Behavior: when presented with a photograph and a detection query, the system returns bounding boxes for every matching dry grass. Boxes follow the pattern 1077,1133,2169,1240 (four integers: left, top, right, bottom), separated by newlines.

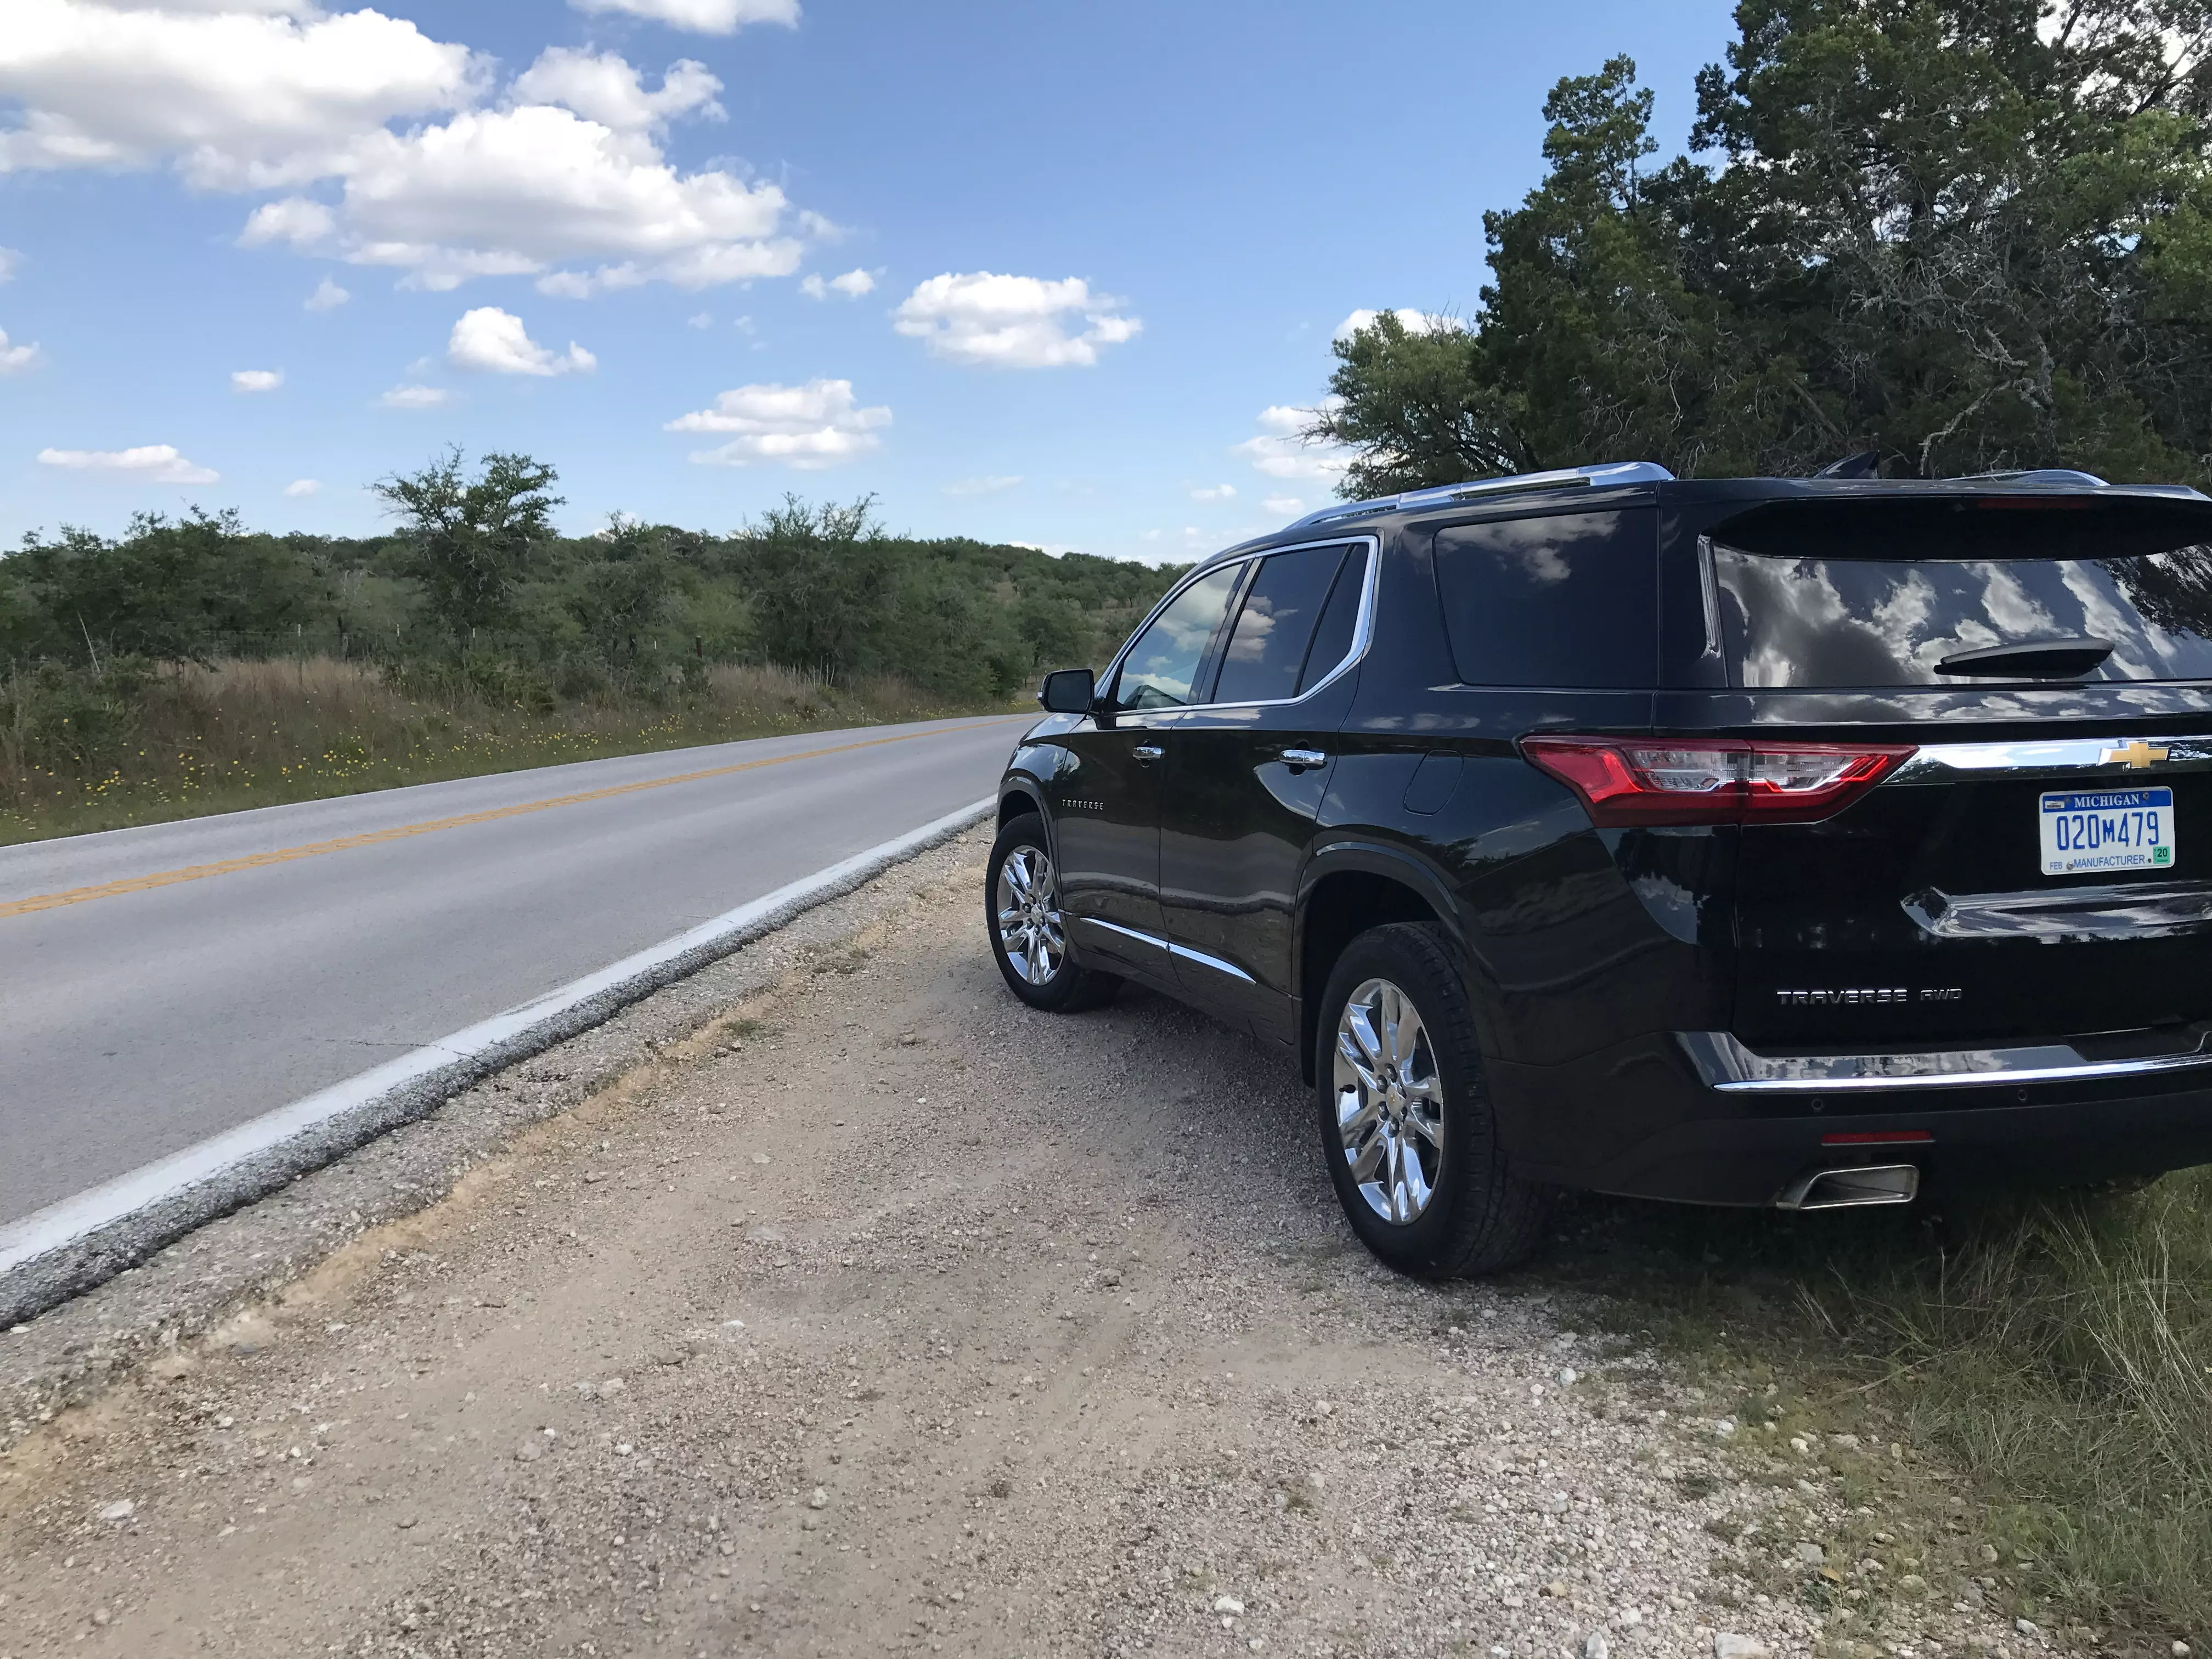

1541,1171,2212,1643
0,656,1003,844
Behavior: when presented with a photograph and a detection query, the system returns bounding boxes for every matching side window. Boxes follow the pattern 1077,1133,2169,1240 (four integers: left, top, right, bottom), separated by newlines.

1212,544,1353,704
1113,564,1243,711
1296,546,1367,695
1431,509,1657,687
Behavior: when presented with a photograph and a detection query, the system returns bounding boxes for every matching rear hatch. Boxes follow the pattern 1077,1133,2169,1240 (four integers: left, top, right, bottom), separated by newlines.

1709,490,2212,1054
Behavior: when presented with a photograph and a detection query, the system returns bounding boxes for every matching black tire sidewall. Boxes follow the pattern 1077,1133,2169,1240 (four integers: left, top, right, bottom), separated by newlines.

986,814,1084,1011
1313,924,1501,1274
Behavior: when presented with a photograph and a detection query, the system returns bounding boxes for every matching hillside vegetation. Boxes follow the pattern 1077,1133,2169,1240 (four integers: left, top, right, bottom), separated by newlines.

0,455,1179,841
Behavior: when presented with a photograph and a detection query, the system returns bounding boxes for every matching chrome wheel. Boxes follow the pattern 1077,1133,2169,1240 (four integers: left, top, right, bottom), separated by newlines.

1333,976,1444,1224
994,844,1066,987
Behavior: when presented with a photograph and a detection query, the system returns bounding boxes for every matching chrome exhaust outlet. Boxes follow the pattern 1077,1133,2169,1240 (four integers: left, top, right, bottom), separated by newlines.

1776,1164,1921,1211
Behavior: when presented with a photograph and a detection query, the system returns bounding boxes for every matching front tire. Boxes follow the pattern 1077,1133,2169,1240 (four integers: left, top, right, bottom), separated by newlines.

986,813,1120,1012
1316,923,1547,1276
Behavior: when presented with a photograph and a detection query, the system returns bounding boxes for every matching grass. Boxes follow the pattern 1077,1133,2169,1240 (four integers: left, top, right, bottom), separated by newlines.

1536,1171,2212,1647
0,657,1011,846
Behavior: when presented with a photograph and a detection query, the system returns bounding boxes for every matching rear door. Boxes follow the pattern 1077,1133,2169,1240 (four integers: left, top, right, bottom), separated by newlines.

1695,493,2212,1052
1159,539,1370,1041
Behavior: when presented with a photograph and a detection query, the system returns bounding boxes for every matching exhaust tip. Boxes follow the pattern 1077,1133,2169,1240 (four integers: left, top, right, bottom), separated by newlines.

1777,1163,1921,1211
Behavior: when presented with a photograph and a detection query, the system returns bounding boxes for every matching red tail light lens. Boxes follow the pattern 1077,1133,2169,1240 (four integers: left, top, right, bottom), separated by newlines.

1521,736,1916,826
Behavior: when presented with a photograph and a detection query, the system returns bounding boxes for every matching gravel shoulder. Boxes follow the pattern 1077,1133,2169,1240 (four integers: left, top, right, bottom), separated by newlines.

0,835,2032,1658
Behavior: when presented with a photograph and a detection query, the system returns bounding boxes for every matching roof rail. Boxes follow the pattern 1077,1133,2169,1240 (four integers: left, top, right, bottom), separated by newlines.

1284,461,1675,531
1951,467,2111,488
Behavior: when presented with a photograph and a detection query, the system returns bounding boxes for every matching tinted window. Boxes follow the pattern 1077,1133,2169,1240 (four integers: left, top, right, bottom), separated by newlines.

1297,548,1367,695
1114,565,1242,710
1431,509,1657,687
1212,544,1350,703
1716,544,2212,686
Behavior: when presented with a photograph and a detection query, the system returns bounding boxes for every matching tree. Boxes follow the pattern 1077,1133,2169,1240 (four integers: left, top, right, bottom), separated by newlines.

373,449,562,644
1319,3,2212,490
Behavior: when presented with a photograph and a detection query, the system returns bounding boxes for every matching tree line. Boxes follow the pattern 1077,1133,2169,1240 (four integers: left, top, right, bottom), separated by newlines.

1320,0,2212,492
0,450,1181,770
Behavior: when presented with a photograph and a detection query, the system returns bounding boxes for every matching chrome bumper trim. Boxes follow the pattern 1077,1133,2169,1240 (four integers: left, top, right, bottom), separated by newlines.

1679,1029,2212,1093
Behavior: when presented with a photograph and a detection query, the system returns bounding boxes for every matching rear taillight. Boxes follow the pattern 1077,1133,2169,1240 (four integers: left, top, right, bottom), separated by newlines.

1520,736,1916,827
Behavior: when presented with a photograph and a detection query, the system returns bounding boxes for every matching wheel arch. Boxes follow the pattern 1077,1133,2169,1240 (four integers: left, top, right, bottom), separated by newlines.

1295,842,1471,1084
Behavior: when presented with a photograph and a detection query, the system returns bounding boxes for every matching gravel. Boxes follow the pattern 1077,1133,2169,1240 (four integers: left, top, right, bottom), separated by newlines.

0,833,2039,1657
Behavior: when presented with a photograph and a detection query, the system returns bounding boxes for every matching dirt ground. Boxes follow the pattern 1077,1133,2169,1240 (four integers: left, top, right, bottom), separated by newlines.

0,847,1991,1658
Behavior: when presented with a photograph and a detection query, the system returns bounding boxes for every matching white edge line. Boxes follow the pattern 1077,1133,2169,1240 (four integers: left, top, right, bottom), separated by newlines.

0,796,995,1283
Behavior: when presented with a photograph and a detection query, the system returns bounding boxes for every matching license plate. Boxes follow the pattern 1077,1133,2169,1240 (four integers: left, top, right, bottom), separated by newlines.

2039,787,2176,876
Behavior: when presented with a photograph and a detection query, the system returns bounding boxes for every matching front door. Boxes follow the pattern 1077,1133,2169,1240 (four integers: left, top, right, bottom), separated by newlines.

1051,563,1244,978
1160,541,1369,1043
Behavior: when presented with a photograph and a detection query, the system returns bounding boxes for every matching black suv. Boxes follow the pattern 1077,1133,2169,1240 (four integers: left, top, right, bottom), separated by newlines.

986,461,2212,1275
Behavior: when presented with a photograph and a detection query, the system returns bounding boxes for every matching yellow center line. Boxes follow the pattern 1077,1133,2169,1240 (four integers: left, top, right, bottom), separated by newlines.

0,719,1021,924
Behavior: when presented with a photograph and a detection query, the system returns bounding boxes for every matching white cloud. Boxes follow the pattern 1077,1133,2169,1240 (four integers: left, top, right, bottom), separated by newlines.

378,382,451,408
0,5,813,295
569,0,800,35
687,310,713,328
0,328,42,375
942,475,1020,496
510,48,723,132
1334,307,1462,343
1190,483,1236,501
665,377,889,468
0,1,480,188
239,195,334,247
802,266,875,300
0,247,20,282
448,307,595,375
231,368,283,392
37,444,218,484
1233,404,1351,481
1263,494,1306,516
891,272,1141,369
304,274,349,311
283,477,320,496
346,105,800,294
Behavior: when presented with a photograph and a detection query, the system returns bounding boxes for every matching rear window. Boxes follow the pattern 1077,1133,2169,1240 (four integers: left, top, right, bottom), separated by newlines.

1711,498,2212,687
1431,509,1657,687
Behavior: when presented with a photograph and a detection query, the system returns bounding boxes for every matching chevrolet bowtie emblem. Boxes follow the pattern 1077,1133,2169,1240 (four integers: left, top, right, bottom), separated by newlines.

2103,739,2170,769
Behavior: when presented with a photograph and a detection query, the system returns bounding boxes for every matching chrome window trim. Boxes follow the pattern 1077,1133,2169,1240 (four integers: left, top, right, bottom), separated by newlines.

1099,535,1380,716
1679,1029,2212,1093
1890,736,2212,784
1071,917,1257,983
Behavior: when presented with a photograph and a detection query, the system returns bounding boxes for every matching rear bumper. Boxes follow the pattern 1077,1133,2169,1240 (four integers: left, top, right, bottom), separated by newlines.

1492,1030,2212,1207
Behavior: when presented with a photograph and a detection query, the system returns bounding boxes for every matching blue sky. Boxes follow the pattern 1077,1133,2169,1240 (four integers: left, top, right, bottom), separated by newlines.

0,0,1738,560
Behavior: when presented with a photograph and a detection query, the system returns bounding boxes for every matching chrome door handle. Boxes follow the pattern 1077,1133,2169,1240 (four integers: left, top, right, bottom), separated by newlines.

1282,748,1328,769
1132,744,1164,761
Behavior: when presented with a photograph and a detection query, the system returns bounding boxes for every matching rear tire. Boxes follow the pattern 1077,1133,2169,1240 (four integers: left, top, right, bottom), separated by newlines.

1315,923,1548,1276
986,813,1120,1013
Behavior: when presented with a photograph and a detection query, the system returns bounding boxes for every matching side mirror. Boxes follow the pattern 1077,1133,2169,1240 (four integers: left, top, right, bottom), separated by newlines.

1037,667,1097,714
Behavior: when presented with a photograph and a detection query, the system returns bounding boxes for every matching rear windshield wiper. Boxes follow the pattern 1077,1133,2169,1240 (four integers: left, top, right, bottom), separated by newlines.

1934,637,2115,679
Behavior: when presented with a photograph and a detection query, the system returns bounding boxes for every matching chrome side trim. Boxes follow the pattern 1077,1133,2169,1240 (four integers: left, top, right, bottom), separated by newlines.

1679,1029,2212,1093
1095,536,1381,716
1075,916,1170,952
1068,919,1257,984
1166,943,1256,984
1891,736,2212,783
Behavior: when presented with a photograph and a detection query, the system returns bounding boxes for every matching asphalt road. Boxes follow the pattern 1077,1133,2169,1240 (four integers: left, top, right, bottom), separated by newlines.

0,715,1024,1228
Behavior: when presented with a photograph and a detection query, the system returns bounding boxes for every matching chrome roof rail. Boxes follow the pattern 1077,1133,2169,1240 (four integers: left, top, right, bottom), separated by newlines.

1284,461,1675,531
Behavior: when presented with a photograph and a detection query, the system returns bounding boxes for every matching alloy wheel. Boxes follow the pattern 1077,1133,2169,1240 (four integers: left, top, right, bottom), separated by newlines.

994,844,1066,987
1333,976,1446,1223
